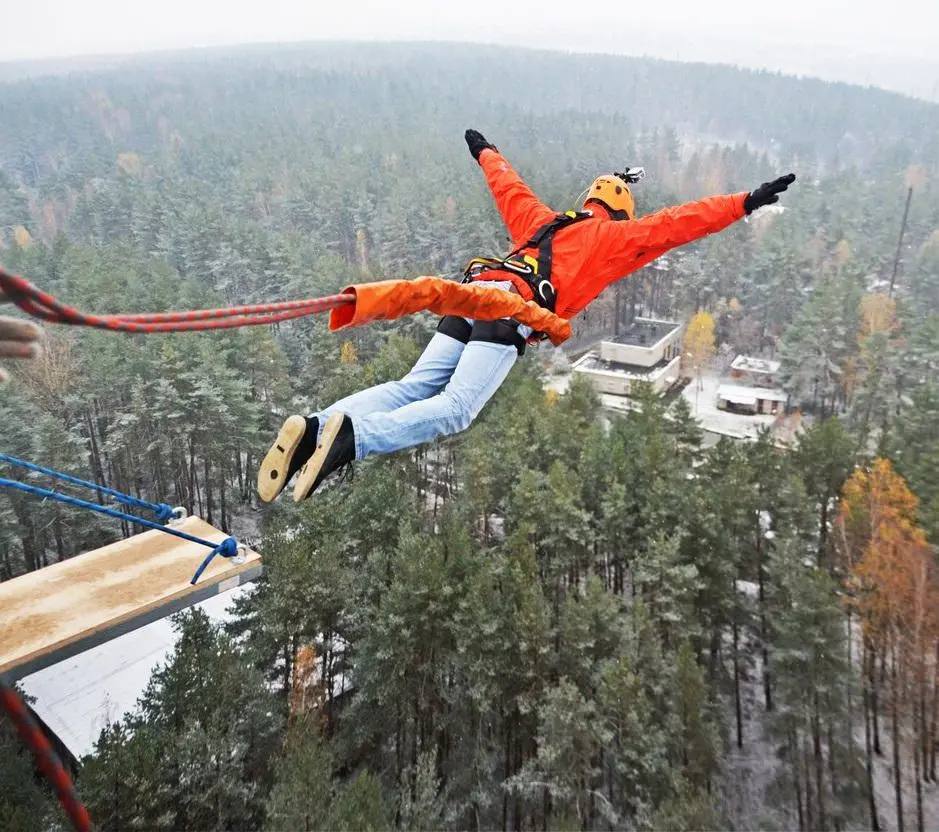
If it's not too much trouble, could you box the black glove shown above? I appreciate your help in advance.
[465,129,497,163]
[744,173,796,214]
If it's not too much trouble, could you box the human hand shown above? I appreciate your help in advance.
[465,129,497,163]
[0,293,43,385]
[744,173,796,214]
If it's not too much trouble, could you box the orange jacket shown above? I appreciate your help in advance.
[474,148,748,319]
[329,276,572,345]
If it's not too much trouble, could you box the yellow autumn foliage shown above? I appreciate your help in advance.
[340,341,358,365]
[116,152,143,177]
[681,309,716,377]
[13,226,32,248]
[858,293,898,340]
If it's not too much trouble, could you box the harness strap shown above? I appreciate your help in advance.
[469,319,527,356]
[437,314,473,343]
[462,210,592,313]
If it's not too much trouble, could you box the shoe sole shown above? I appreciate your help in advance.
[293,412,345,503]
[257,415,308,503]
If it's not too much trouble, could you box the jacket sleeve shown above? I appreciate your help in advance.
[593,192,749,284]
[478,148,557,246]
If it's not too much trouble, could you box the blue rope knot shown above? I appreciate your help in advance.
[190,536,241,585]
[154,503,175,523]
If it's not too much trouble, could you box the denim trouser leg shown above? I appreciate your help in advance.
[312,278,530,459]
[316,330,466,429]
[347,337,521,458]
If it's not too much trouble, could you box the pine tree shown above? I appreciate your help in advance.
[265,714,393,832]
[777,271,862,416]
[264,716,341,832]
[648,775,721,832]
[890,379,939,542]
[596,655,671,825]
[80,609,283,832]
[794,417,856,564]
[766,543,868,832]
[507,678,605,829]
[669,641,720,792]
[556,574,624,697]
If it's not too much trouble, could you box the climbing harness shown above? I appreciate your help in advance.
[0,454,183,523]
[461,209,594,313]
[0,676,93,832]
[0,462,242,585]
[440,209,595,354]
[451,169,643,349]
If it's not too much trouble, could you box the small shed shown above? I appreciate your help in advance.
[717,383,789,415]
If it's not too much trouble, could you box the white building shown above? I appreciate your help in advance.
[729,355,781,387]
[717,381,789,416]
[571,317,683,397]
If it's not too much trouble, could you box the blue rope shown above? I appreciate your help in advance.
[189,538,240,586]
[0,453,175,523]
[0,477,239,585]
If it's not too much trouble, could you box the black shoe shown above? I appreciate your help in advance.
[257,415,319,502]
[292,413,356,502]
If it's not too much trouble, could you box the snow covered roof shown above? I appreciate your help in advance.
[717,383,788,406]
[572,351,679,381]
[18,585,252,761]
[731,355,780,375]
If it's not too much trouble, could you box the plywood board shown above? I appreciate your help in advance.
[0,516,262,678]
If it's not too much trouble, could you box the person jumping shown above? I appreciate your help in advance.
[258,129,795,503]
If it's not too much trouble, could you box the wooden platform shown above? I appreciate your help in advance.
[0,517,262,680]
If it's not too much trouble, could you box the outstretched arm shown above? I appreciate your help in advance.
[596,192,748,277]
[465,129,556,246]
[593,174,796,283]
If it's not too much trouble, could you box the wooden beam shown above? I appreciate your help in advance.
[0,517,261,680]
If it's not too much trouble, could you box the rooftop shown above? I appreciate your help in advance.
[731,355,781,375]
[574,352,677,380]
[718,383,789,405]
[610,317,681,348]
[19,585,251,760]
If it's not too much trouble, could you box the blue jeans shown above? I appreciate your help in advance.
[313,282,531,460]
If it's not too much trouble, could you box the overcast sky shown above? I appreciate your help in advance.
[4,1,939,97]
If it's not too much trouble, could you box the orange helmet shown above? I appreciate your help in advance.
[584,167,644,221]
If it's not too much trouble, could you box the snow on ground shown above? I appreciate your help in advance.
[868,739,939,832]
[719,646,792,831]
[229,505,262,549]
[680,372,778,441]
[718,609,939,831]
[844,618,939,832]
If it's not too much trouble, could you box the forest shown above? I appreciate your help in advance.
[2,41,939,831]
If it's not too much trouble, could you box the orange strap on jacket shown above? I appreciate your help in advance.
[328,276,572,345]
